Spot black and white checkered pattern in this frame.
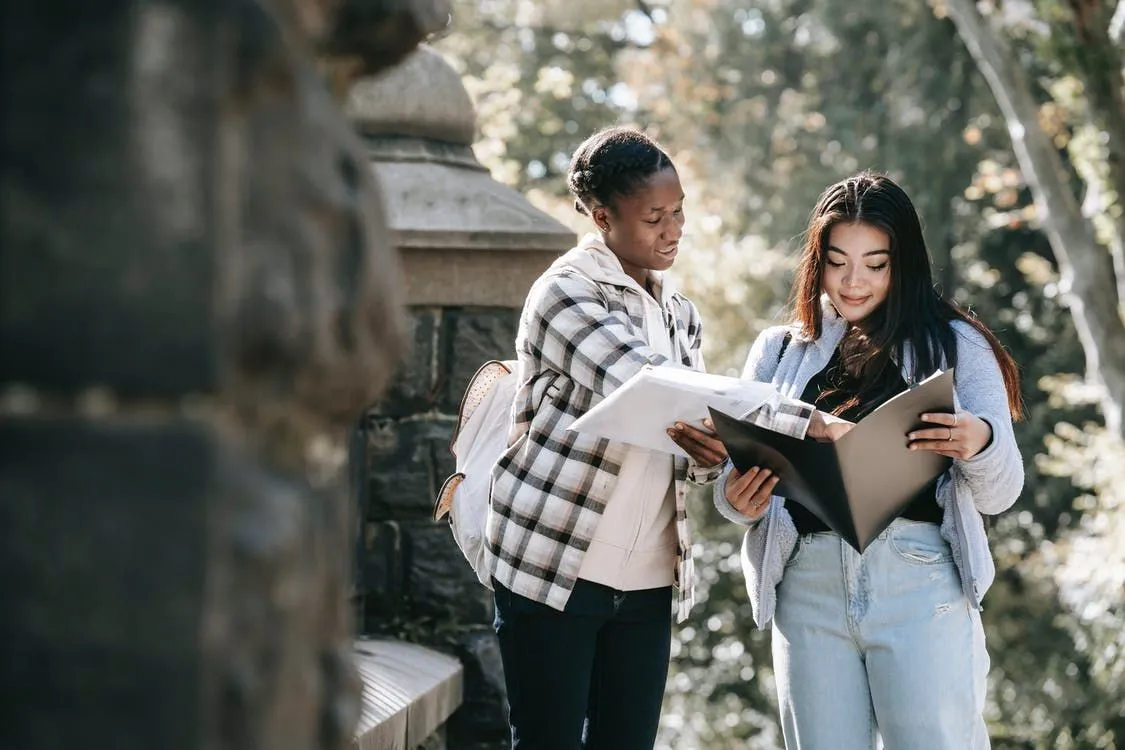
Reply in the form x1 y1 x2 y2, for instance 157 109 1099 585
487 264 811 621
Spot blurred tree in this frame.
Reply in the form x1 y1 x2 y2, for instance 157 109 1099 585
942 0 1125 439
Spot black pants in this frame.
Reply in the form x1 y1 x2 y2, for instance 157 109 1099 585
492 578 673 750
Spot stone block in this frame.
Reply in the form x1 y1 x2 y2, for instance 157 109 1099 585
371 308 442 418
447 627 509 748
0 418 209 750
439 308 520 413
366 417 455 519
415 725 447 750
404 523 492 623
361 520 405 624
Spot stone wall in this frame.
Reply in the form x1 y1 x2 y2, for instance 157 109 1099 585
345 44 574 750
1 1 448 749
361 306 519 750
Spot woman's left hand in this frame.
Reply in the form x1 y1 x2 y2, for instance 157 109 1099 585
667 419 728 467
908 410 992 460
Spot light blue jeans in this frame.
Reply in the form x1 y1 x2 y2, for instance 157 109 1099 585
772 519 990 750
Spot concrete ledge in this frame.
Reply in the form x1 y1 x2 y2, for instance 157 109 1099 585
353 638 464 750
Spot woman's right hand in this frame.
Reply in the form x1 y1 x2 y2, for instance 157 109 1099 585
725 466 780 521
807 410 855 442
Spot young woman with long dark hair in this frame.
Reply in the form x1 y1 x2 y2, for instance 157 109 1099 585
715 172 1024 749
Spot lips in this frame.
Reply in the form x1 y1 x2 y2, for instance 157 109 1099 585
840 294 869 305
656 244 678 257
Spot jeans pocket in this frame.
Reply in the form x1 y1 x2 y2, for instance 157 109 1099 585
889 523 953 565
784 537 805 568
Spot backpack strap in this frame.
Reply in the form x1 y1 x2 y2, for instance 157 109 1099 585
777 331 792 366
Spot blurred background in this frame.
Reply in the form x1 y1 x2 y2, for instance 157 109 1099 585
433 1 1124 747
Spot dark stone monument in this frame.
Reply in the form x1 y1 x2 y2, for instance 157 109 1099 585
346 47 576 750
1 1 446 748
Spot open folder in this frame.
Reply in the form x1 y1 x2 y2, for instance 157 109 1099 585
568 365 779 457
708 369 955 552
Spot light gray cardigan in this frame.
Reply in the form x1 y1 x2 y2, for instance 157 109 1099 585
715 304 1025 629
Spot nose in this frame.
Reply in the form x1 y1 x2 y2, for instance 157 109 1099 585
663 214 684 241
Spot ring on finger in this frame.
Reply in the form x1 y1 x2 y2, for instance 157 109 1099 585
953 413 959 427
947 427 954 441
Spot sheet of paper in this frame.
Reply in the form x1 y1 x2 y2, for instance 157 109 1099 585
568 365 780 456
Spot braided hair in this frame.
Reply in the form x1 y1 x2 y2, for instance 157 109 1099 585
566 127 675 216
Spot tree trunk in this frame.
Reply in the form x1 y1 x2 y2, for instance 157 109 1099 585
942 0 1125 439
1064 0 1125 307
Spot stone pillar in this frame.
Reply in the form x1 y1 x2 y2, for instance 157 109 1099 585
0 1 445 749
345 48 575 750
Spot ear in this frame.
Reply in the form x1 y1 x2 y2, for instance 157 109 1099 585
591 206 611 233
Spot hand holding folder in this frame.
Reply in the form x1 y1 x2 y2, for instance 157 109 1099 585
568 365 778 456
709 369 955 552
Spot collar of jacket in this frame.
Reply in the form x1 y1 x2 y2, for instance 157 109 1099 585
547 233 682 307
789 294 848 361
794 294 951 385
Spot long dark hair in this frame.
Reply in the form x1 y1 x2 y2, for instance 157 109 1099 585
566 127 675 215
789 171 1023 419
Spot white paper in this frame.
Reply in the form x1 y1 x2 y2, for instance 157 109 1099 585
568 365 779 456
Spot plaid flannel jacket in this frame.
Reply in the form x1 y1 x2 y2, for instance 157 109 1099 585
487 240 812 621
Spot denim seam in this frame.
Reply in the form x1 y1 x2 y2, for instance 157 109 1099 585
842 538 863 641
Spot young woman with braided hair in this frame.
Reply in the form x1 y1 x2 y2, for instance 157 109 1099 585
487 126 848 749
715 172 1024 749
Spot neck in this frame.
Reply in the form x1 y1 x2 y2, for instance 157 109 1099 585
613 254 650 291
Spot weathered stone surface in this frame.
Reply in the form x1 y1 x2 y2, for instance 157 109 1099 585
362 521 406 624
448 628 509 749
348 31 575 750
399 247 562 308
316 1 452 86
366 417 455 518
1 0 436 748
347 47 476 145
416 726 448 750
203 436 361 750
371 308 442 418
2 2 410 420
374 157 575 255
348 45 572 311
439 308 521 413
0 419 208 750
406 523 493 623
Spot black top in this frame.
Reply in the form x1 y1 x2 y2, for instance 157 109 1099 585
788 348 942 535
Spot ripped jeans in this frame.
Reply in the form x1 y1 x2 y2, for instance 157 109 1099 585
772 519 990 750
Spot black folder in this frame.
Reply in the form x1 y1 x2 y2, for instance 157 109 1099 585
709 369 955 552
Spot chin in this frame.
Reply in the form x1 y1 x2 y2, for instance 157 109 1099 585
831 300 876 323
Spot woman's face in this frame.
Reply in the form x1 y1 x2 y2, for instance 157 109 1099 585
593 167 685 287
821 221 892 324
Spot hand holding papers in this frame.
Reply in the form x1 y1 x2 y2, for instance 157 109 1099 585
709 369 955 552
568 365 779 457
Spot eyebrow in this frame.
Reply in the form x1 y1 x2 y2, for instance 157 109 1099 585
646 194 687 212
827 245 890 257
